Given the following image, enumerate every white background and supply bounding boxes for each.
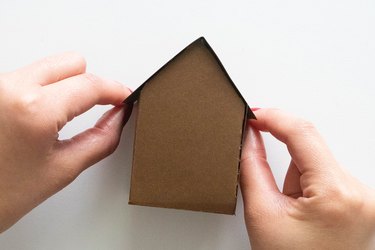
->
[0,0,374,249]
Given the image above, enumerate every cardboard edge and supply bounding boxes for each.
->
[232,104,250,215]
[122,37,203,105]
[128,201,235,215]
[123,37,256,120]
[127,101,141,205]
[197,38,256,120]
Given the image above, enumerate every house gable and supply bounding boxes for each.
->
[124,37,255,120]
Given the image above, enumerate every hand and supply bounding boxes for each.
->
[0,53,132,232]
[240,108,375,249]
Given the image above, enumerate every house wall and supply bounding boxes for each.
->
[129,40,246,214]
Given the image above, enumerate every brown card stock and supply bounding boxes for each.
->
[124,37,255,214]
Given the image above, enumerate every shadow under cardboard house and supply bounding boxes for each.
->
[124,37,255,215]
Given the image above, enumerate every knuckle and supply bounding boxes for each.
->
[11,92,58,134]
[60,167,80,186]
[316,185,365,224]
[294,119,316,134]
[66,52,86,71]
[4,89,59,136]
[82,73,102,89]
[299,180,375,229]
[105,144,117,157]
[81,73,108,100]
[102,133,120,156]
[12,92,41,115]
[91,127,120,159]
[40,55,58,71]
[287,119,319,143]
[332,182,365,211]
[83,72,97,82]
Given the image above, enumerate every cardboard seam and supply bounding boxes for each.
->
[128,100,141,204]
[234,104,250,214]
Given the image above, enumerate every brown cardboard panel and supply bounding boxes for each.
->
[127,37,252,214]
[124,38,256,120]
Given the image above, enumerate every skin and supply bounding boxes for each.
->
[241,108,375,249]
[0,52,132,232]
[0,54,374,249]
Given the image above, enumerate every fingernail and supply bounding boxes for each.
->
[95,105,125,130]
[251,107,261,112]
[123,86,133,98]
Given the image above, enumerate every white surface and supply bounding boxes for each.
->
[0,0,375,249]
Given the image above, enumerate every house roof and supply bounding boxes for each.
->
[123,37,256,119]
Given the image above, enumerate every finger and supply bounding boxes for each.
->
[240,124,280,210]
[250,108,338,176]
[9,52,86,86]
[43,73,131,130]
[283,160,302,198]
[55,104,132,177]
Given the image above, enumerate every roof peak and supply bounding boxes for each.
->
[123,37,255,119]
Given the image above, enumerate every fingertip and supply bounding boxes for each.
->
[91,106,127,161]
[95,105,125,130]
[250,107,261,112]
[110,81,132,105]
[248,116,262,130]
[240,121,280,204]
[242,124,267,161]
[248,108,285,132]
[96,103,133,129]
[127,87,134,93]
[92,77,132,106]
[123,84,132,98]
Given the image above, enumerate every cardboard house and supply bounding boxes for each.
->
[124,37,255,214]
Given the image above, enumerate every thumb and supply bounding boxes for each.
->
[55,104,133,177]
[240,123,281,213]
